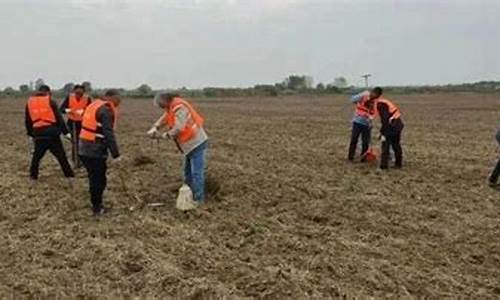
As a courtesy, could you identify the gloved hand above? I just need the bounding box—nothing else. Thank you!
[147,127,159,138]
[75,109,84,116]
[64,133,72,140]
[65,109,71,113]
[380,135,387,142]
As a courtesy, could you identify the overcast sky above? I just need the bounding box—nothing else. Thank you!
[0,0,498,89]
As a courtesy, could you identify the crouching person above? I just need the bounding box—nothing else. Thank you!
[79,90,121,216]
[147,93,208,203]
[489,129,500,187]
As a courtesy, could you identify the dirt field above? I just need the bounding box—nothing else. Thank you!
[0,93,499,298]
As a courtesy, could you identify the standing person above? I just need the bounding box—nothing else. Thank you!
[348,89,378,162]
[25,85,75,180]
[79,90,121,216]
[60,84,92,167]
[374,87,404,170]
[147,92,208,203]
[488,128,500,187]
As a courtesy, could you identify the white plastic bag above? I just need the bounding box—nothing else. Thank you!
[176,184,197,211]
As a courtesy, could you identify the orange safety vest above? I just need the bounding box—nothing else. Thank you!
[27,95,56,128]
[166,97,204,144]
[377,98,401,122]
[356,95,377,118]
[80,99,117,142]
[68,94,90,121]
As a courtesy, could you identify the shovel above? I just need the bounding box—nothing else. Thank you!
[71,124,80,168]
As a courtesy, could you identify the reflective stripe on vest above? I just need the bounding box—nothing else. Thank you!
[166,98,204,145]
[356,95,376,118]
[80,99,116,142]
[377,99,401,122]
[68,94,90,121]
[27,96,56,128]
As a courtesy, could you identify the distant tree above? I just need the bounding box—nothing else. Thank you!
[305,76,314,89]
[62,82,75,95]
[333,77,348,88]
[35,78,45,90]
[82,81,92,93]
[19,84,30,94]
[274,82,286,90]
[3,87,16,96]
[136,84,153,96]
[316,83,325,90]
[284,75,312,90]
[326,84,341,93]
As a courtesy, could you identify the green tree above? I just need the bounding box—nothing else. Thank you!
[136,84,153,96]
[283,75,313,90]
[82,81,92,93]
[3,87,16,96]
[62,82,75,95]
[35,78,45,90]
[333,77,348,88]
[19,84,30,94]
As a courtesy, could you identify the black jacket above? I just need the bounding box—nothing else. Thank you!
[78,105,120,159]
[25,94,69,138]
[377,102,404,136]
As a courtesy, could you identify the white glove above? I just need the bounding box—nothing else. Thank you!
[380,135,387,142]
[64,133,72,140]
[147,127,159,138]
[65,109,71,113]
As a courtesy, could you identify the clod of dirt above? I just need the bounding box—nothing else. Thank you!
[132,155,155,166]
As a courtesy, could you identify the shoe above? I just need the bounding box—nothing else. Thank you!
[93,207,110,217]
[489,181,499,188]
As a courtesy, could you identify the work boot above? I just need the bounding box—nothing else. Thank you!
[93,207,110,218]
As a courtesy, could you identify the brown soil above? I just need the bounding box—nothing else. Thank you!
[0,93,499,298]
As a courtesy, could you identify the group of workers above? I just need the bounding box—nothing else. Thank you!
[25,84,208,216]
[348,87,404,170]
[24,84,499,217]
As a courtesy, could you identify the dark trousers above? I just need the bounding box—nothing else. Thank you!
[80,156,108,213]
[348,122,372,161]
[490,158,500,184]
[380,127,403,169]
[68,120,82,167]
[30,137,74,179]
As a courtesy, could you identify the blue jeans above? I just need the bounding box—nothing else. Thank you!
[184,141,208,202]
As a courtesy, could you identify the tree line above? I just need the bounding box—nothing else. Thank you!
[1,76,499,99]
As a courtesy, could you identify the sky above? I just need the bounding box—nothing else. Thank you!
[0,0,499,89]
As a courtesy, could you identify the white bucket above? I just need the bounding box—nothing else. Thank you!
[176,184,197,211]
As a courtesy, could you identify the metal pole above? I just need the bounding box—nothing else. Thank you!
[72,123,79,168]
[362,74,372,88]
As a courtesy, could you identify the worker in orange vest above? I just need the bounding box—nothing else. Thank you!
[147,92,208,203]
[348,88,378,162]
[60,84,92,167]
[25,85,74,180]
[79,90,121,216]
[374,87,405,170]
